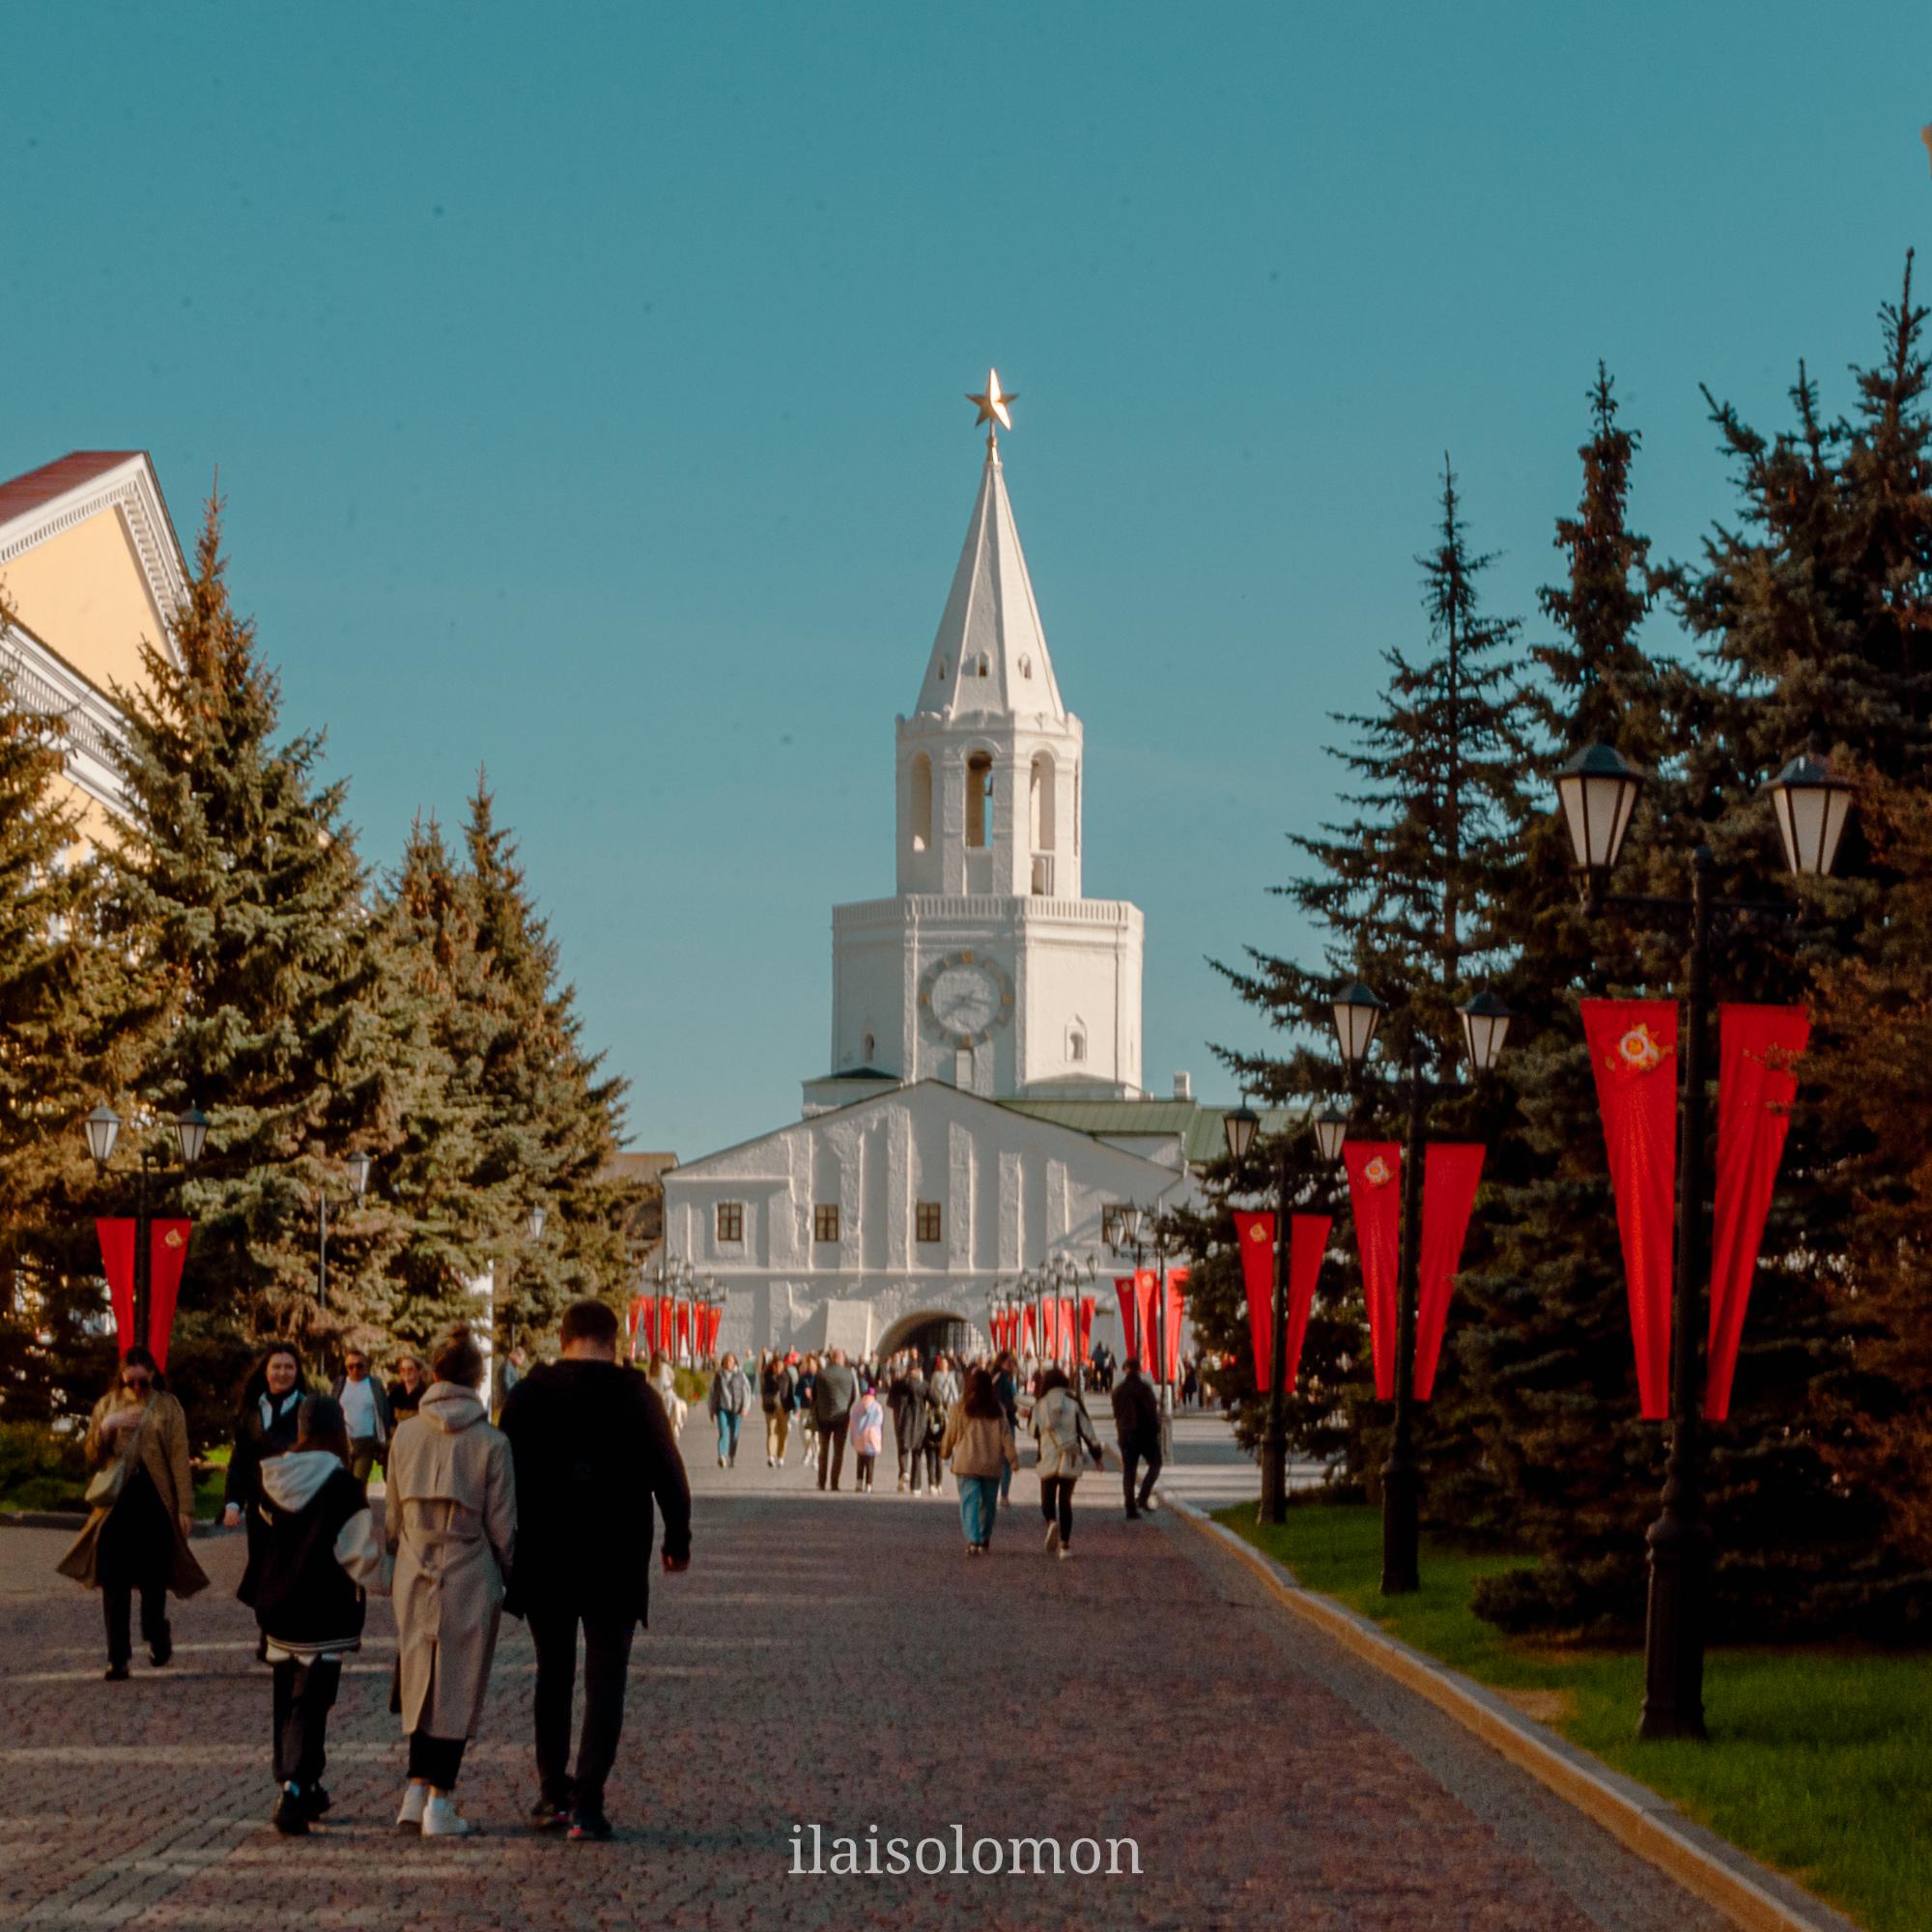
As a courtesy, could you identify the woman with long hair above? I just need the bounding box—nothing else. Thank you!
[1030,1366,1104,1560]
[57,1348,209,1677]
[384,1325,516,1837]
[938,1366,1018,1555]
[223,1343,309,1535]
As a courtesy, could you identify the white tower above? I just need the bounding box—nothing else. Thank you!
[821,376,1145,1104]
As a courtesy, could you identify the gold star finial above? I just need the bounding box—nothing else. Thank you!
[966,368,1016,443]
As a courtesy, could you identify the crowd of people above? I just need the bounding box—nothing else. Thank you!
[52,1314,1172,1840]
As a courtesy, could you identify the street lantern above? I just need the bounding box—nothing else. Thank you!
[1119,1203,1147,1247]
[1554,744,1646,882]
[1765,754,1855,879]
[1456,991,1514,1075]
[345,1150,373,1197]
[529,1204,547,1241]
[174,1106,211,1169]
[1223,1097,1261,1162]
[84,1104,121,1166]
[1331,982,1384,1067]
[1313,1104,1349,1165]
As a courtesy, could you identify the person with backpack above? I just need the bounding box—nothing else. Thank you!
[238,1395,387,1835]
[707,1353,752,1469]
[499,1298,692,1841]
[759,1351,794,1467]
[1031,1368,1105,1559]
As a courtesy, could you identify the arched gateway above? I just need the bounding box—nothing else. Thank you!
[875,1309,982,1363]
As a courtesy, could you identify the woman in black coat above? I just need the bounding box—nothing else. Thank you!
[222,1343,310,1537]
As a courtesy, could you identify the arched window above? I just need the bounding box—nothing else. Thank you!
[1019,654,1032,679]
[966,752,994,847]
[1029,753,1057,852]
[936,658,947,682]
[1067,1022,1087,1064]
[863,1032,876,1063]
[977,654,990,677]
[910,753,932,852]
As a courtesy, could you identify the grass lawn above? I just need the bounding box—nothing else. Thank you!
[1215,1500,1927,1932]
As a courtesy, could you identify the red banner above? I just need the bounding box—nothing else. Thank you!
[1286,1215,1329,1392]
[675,1300,691,1357]
[1113,1278,1137,1360]
[147,1220,191,1369]
[1079,1294,1094,1360]
[96,1219,137,1358]
[1343,1142,1402,1400]
[1235,1210,1276,1389]
[1134,1269,1157,1376]
[1164,1268,1188,1383]
[1582,999,1678,1419]
[1412,1148,1483,1401]
[1020,1304,1036,1355]
[1707,1005,1809,1420]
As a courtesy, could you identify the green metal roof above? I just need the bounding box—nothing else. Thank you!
[1001,1096,1302,1165]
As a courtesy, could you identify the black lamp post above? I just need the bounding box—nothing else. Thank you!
[83,1104,210,1354]
[1553,741,1853,1741]
[1331,981,1514,1595]
[315,1150,374,1312]
[1225,1097,1348,1523]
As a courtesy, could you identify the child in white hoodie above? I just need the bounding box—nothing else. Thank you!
[237,1394,387,1834]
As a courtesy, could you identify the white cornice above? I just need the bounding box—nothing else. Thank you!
[0,620,129,816]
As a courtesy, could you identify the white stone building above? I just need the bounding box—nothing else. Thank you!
[665,404,1224,1361]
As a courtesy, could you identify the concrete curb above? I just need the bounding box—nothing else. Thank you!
[1161,1489,1862,1932]
[0,1509,235,1539]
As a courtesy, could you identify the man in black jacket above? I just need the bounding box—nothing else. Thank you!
[500,1299,693,1841]
[811,1349,858,1491]
[1110,1356,1162,1519]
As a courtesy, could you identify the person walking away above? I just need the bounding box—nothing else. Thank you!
[811,1349,858,1491]
[888,1358,928,1492]
[58,1348,208,1678]
[708,1353,752,1467]
[921,1376,947,1494]
[500,1298,692,1841]
[991,1352,1022,1509]
[848,1382,885,1492]
[793,1356,817,1472]
[238,1395,386,1834]
[760,1351,794,1466]
[385,1325,516,1837]
[1031,1368,1104,1559]
[938,1367,1018,1555]
[1110,1355,1162,1519]
[389,1353,428,1423]
[332,1349,392,1483]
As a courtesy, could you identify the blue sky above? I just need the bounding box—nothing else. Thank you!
[5,3,1928,1158]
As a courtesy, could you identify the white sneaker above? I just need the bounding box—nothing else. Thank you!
[1045,1522,1062,1555]
[1143,1494,1160,1513]
[395,1781,429,1833]
[1057,1545,1072,1561]
[421,1792,478,1837]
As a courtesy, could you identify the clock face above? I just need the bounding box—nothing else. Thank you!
[918,950,1015,1049]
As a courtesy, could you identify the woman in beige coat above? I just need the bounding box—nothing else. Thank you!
[938,1366,1019,1556]
[384,1326,516,1838]
[57,1347,209,1677]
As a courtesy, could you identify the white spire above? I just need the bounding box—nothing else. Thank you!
[914,437,1064,721]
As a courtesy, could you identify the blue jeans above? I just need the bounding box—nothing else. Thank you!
[716,1410,742,1461]
[957,1474,1001,1548]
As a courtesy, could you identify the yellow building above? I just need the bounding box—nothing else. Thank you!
[0,451,188,847]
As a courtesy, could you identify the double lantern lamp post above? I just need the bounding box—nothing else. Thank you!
[83,1103,210,1355]
[1222,1096,1349,1524]
[1109,1204,1182,1444]
[1552,740,1853,1741]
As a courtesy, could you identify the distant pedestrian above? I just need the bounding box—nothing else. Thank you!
[385,1325,516,1838]
[929,1352,962,1414]
[938,1367,1018,1555]
[647,1351,688,1436]
[389,1353,429,1423]
[500,1298,692,1842]
[812,1349,858,1491]
[848,1382,885,1492]
[1110,1356,1162,1519]
[888,1358,929,1492]
[330,1348,392,1482]
[1031,1368,1104,1559]
[794,1356,818,1470]
[58,1348,208,1678]
[922,1377,947,1493]
[991,1351,1021,1509]
[759,1350,795,1466]
[708,1353,752,1467]
[238,1395,385,1834]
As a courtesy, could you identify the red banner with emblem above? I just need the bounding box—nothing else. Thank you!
[96,1219,137,1358]
[147,1220,191,1369]
[1113,1278,1137,1360]
[675,1300,692,1357]
[1161,1268,1188,1383]
[1286,1214,1330,1392]
[1707,1005,1809,1420]
[1134,1269,1158,1375]
[1235,1210,1276,1389]
[1414,1148,1483,1402]
[1582,999,1678,1418]
[1343,1142,1402,1400]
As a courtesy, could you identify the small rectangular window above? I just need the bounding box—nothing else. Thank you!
[813,1203,840,1243]
[716,1202,744,1243]
[916,1201,942,1243]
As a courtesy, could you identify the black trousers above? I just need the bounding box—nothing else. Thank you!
[817,1423,847,1489]
[1122,1440,1161,1513]
[528,1605,636,1809]
[1040,1475,1076,1544]
[408,1730,468,1789]
[102,1580,168,1665]
[270,1657,342,1787]
[922,1440,941,1487]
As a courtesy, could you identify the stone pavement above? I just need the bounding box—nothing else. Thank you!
[0,1407,1731,1932]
